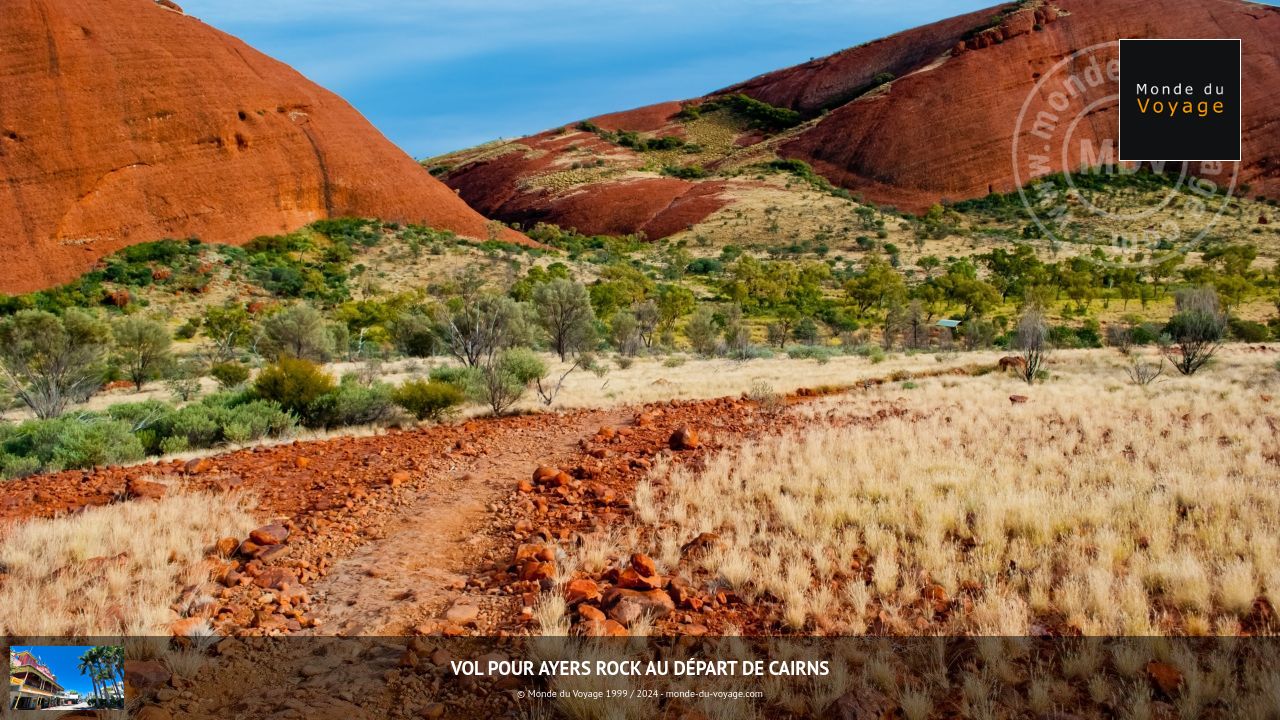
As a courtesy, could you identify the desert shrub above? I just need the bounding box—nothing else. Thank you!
[258,304,335,362]
[0,452,41,479]
[662,165,708,180]
[793,317,820,345]
[786,345,837,364]
[167,404,222,448]
[1229,318,1270,342]
[0,416,144,477]
[103,394,293,453]
[174,317,201,340]
[428,365,481,392]
[252,357,336,421]
[1163,288,1226,375]
[854,344,886,363]
[473,348,546,415]
[1105,324,1133,353]
[0,309,113,419]
[707,93,801,131]
[210,361,251,389]
[392,379,466,421]
[112,316,173,391]
[685,258,723,275]
[1129,322,1162,346]
[390,311,438,357]
[1048,324,1101,349]
[1074,320,1102,348]
[308,376,398,428]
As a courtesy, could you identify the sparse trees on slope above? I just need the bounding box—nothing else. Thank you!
[0,309,112,419]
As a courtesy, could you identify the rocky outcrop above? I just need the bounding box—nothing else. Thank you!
[0,0,527,294]
[779,0,1279,211]
[439,0,1278,229]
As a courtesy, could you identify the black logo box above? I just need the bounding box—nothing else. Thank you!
[1118,38,1241,163]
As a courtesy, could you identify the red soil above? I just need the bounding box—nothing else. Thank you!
[587,101,684,133]
[505,178,733,239]
[0,0,528,294]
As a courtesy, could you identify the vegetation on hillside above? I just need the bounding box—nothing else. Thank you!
[1,167,1277,479]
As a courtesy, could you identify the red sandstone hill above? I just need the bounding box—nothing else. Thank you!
[436,0,1279,238]
[0,0,528,294]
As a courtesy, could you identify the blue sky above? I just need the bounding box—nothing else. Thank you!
[180,0,996,158]
[11,645,102,696]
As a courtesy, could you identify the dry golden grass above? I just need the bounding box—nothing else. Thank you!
[518,349,998,411]
[620,346,1280,635]
[0,483,256,636]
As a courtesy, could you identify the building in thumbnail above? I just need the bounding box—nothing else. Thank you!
[9,650,66,709]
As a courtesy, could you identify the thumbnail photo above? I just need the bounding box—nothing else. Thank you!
[7,646,122,716]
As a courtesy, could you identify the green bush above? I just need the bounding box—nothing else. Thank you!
[662,165,708,179]
[0,452,41,479]
[472,348,546,415]
[1229,318,1270,342]
[428,365,481,392]
[392,379,466,421]
[1129,322,1163,346]
[685,258,723,275]
[0,416,144,477]
[174,318,201,340]
[786,345,837,363]
[103,394,294,454]
[252,357,336,421]
[308,376,397,428]
[706,93,801,131]
[210,361,251,389]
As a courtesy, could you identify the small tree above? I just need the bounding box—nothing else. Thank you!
[610,311,641,356]
[1105,322,1133,355]
[474,347,546,415]
[722,305,752,359]
[202,304,253,361]
[437,295,528,367]
[0,309,112,419]
[113,315,173,391]
[1162,287,1226,376]
[259,304,334,362]
[1014,307,1049,385]
[633,300,660,348]
[684,307,718,356]
[532,279,597,361]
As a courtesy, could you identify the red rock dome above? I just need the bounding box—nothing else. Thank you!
[438,0,1279,233]
[0,0,529,294]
